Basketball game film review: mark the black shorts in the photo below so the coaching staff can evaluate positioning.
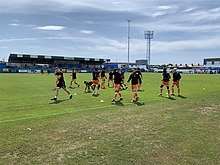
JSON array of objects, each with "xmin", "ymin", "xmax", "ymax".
[{"xmin": 57, "ymin": 81, "xmax": 66, "ymax": 88}]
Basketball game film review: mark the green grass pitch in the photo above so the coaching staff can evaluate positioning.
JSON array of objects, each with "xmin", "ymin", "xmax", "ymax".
[{"xmin": 0, "ymin": 73, "xmax": 220, "ymax": 164}]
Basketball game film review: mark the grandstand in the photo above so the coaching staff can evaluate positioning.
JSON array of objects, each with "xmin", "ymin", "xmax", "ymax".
[
  {"xmin": 7, "ymin": 53, "xmax": 110, "ymax": 73},
  {"xmin": 203, "ymin": 58, "xmax": 220, "ymax": 73}
]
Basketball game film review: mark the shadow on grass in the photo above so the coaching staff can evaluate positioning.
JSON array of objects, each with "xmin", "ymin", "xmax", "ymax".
[
  {"xmin": 84, "ymin": 91, "xmax": 92, "ymax": 94},
  {"xmin": 133, "ymin": 102, "xmax": 145, "ymax": 106},
  {"xmin": 113, "ymin": 101, "xmax": 124, "ymax": 106},
  {"xmin": 161, "ymin": 96, "xmax": 176, "ymax": 100},
  {"xmin": 49, "ymin": 99, "xmax": 69, "ymax": 104},
  {"xmin": 69, "ymin": 87, "xmax": 77, "ymax": 89},
  {"xmin": 92, "ymin": 94, "xmax": 99, "ymax": 97},
  {"xmin": 137, "ymin": 90, "xmax": 145, "ymax": 92},
  {"xmin": 177, "ymin": 95, "xmax": 187, "ymax": 99}
]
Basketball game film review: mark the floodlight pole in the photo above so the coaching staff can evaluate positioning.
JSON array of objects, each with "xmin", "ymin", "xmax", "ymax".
[
  {"xmin": 127, "ymin": 19, "xmax": 131, "ymax": 68},
  {"xmin": 144, "ymin": 31, "xmax": 154, "ymax": 70}
]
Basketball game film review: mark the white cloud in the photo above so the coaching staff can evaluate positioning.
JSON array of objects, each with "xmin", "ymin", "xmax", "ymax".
[
  {"xmin": 158, "ymin": 6, "xmax": 172, "ymax": 10},
  {"xmin": 152, "ymin": 37, "xmax": 220, "ymax": 53},
  {"xmin": 35, "ymin": 25, "xmax": 66, "ymax": 31},
  {"xmin": 80, "ymin": 30, "xmax": 94, "ymax": 34},
  {"xmin": 1, "ymin": 0, "xmax": 220, "ymax": 63},
  {"xmin": 182, "ymin": 7, "xmax": 196, "ymax": 13},
  {"xmin": 9, "ymin": 23, "xmax": 20, "ymax": 26},
  {"xmin": 152, "ymin": 11, "xmax": 167, "ymax": 17},
  {"xmin": 85, "ymin": 20, "xmax": 95, "ymax": 24},
  {"xmin": 0, "ymin": 37, "xmax": 39, "ymax": 42},
  {"xmin": 190, "ymin": 10, "xmax": 220, "ymax": 21}
]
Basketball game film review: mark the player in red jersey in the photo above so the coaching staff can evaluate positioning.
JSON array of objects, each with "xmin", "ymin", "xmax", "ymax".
[{"xmin": 127, "ymin": 67, "xmax": 140, "ymax": 102}]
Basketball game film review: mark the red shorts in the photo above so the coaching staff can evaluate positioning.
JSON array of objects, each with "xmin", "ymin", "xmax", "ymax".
[
  {"xmin": 131, "ymin": 85, "xmax": 137, "ymax": 91},
  {"xmin": 162, "ymin": 81, "xmax": 169, "ymax": 86},
  {"xmin": 93, "ymin": 80, "xmax": 99, "ymax": 85},
  {"xmin": 72, "ymin": 78, "xmax": 77, "ymax": 82},
  {"xmin": 172, "ymin": 81, "xmax": 179, "ymax": 86},
  {"xmin": 115, "ymin": 84, "xmax": 120, "ymax": 90}
]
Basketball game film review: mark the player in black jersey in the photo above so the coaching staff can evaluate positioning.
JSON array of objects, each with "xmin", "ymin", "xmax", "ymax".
[
  {"xmin": 92, "ymin": 68, "xmax": 100, "ymax": 95},
  {"xmin": 51, "ymin": 68, "xmax": 72, "ymax": 100},
  {"xmin": 111, "ymin": 69, "xmax": 123, "ymax": 102},
  {"xmin": 83, "ymin": 81, "xmax": 93, "ymax": 93},
  {"xmin": 159, "ymin": 68, "xmax": 171, "ymax": 97},
  {"xmin": 120, "ymin": 68, "xmax": 127, "ymax": 90},
  {"xmin": 69, "ymin": 68, "xmax": 80, "ymax": 88},
  {"xmin": 101, "ymin": 67, "xmax": 107, "ymax": 89},
  {"xmin": 171, "ymin": 68, "xmax": 181, "ymax": 95},
  {"xmin": 127, "ymin": 67, "xmax": 140, "ymax": 102},
  {"xmin": 136, "ymin": 68, "xmax": 143, "ymax": 91},
  {"xmin": 108, "ymin": 70, "xmax": 114, "ymax": 87}
]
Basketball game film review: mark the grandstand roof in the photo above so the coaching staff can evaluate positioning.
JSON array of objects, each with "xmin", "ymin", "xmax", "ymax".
[
  {"xmin": 9, "ymin": 53, "xmax": 109, "ymax": 63},
  {"xmin": 204, "ymin": 58, "xmax": 220, "ymax": 61}
]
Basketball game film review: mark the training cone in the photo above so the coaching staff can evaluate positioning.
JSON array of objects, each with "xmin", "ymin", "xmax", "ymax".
[
  {"xmin": 74, "ymin": 93, "xmax": 77, "ymax": 96},
  {"xmin": 100, "ymin": 100, "xmax": 104, "ymax": 103}
]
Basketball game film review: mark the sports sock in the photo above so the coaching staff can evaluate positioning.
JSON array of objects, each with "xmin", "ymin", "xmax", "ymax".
[{"xmin": 172, "ymin": 87, "xmax": 174, "ymax": 94}]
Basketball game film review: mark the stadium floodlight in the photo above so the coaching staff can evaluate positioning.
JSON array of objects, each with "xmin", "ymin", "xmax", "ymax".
[
  {"xmin": 127, "ymin": 19, "xmax": 132, "ymax": 68},
  {"xmin": 144, "ymin": 30, "xmax": 154, "ymax": 70}
]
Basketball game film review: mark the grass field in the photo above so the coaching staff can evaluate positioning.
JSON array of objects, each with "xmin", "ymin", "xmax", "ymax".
[{"xmin": 0, "ymin": 72, "xmax": 220, "ymax": 164}]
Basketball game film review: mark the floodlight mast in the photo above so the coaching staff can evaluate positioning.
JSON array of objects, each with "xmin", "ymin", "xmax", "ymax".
[
  {"xmin": 127, "ymin": 19, "xmax": 131, "ymax": 68},
  {"xmin": 144, "ymin": 31, "xmax": 154, "ymax": 70}
]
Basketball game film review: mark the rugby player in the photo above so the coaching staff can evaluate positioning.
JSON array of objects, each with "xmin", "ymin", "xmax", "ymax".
[
  {"xmin": 159, "ymin": 68, "xmax": 171, "ymax": 97},
  {"xmin": 69, "ymin": 68, "xmax": 80, "ymax": 88},
  {"xmin": 83, "ymin": 81, "xmax": 93, "ymax": 93},
  {"xmin": 127, "ymin": 67, "xmax": 140, "ymax": 102},
  {"xmin": 101, "ymin": 67, "xmax": 107, "ymax": 89},
  {"xmin": 51, "ymin": 68, "xmax": 72, "ymax": 100},
  {"xmin": 171, "ymin": 68, "xmax": 181, "ymax": 96},
  {"xmin": 111, "ymin": 69, "xmax": 123, "ymax": 102},
  {"xmin": 108, "ymin": 70, "xmax": 114, "ymax": 87},
  {"xmin": 92, "ymin": 68, "xmax": 100, "ymax": 95},
  {"xmin": 136, "ymin": 67, "xmax": 143, "ymax": 91}
]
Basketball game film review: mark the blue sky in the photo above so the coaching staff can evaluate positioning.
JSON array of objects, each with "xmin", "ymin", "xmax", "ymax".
[{"xmin": 0, "ymin": 0, "xmax": 220, "ymax": 64}]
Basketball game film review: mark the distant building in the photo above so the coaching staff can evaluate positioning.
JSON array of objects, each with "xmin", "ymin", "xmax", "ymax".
[
  {"xmin": 7, "ymin": 53, "xmax": 109, "ymax": 72},
  {"xmin": 203, "ymin": 58, "xmax": 220, "ymax": 71},
  {"xmin": 136, "ymin": 59, "xmax": 147, "ymax": 65}
]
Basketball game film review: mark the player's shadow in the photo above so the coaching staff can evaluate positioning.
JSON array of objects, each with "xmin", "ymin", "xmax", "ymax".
[
  {"xmin": 84, "ymin": 91, "xmax": 92, "ymax": 94},
  {"xmin": 92, "ymin": 94, "xmax": 99, "ymax": 97},
  {"xmin": 69, "ymin": 87, "xmax": 77, "ymax": 89},
  {"xmin": 161, "ymin": 96, "xmax": 176, "ymax": 100},
  {"xmin": 177, "ymin": 95, "xmax": 187, "ymax": 99},
  {"xmin": 113, "ymin": 101, "xmax": 124, "ymax": 106},
  {"xmin": 49, "ymin": 99, "xmax": 69, "ymax": 104},
  {"xmin": 137, "ymin": 90, "xmax": 145, "ymax": 92},
  {"xmin": 133, "ymin": 102, "xmax": 145, "ymax": 106}
]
